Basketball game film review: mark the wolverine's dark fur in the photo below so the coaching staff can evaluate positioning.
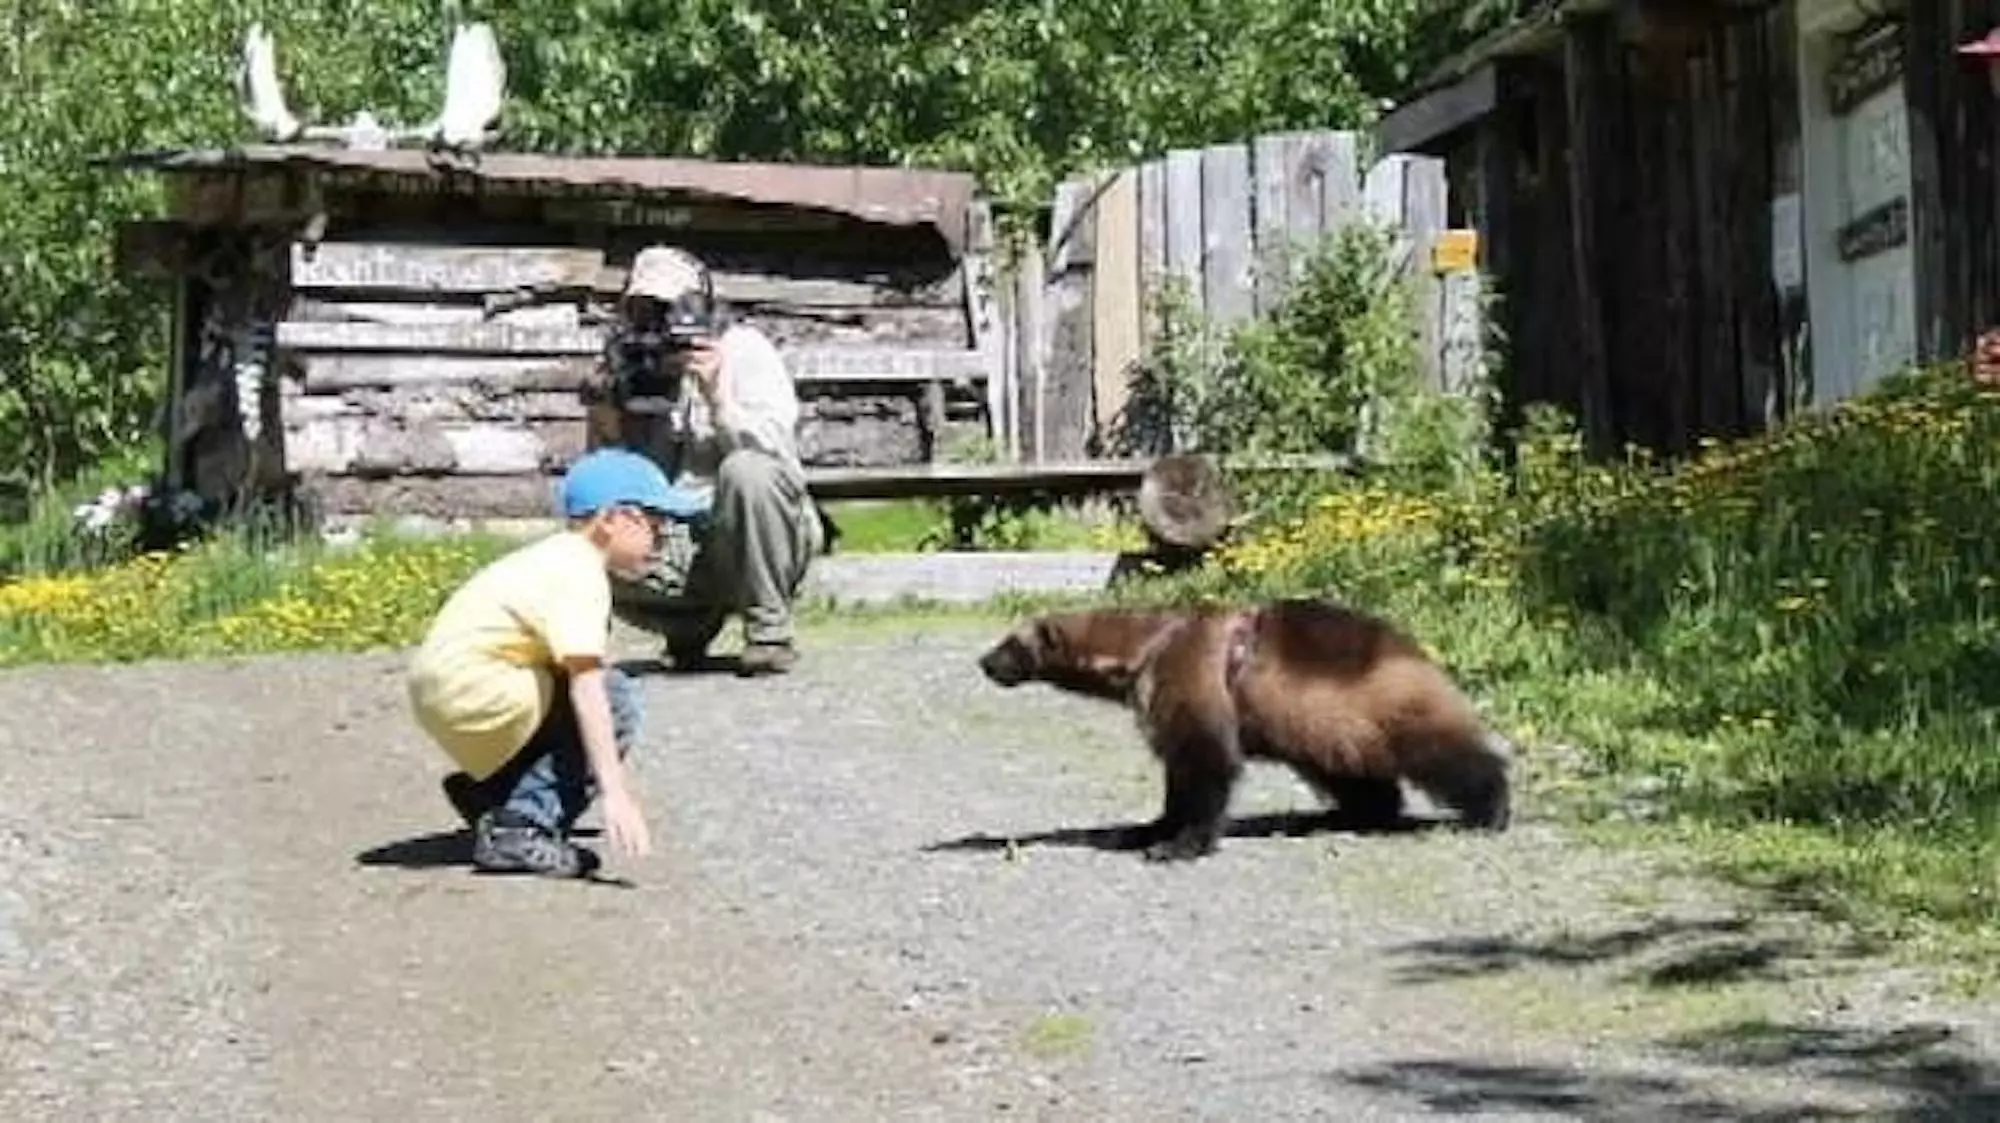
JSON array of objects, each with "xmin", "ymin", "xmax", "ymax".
[{"xmin": 976, "ymin": 598, "xmax": 1514, "ymax": 861}]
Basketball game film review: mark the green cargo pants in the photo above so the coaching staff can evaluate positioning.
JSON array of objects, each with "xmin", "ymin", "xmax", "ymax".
[{"xmin": 609, "ymin": 448, "xmax": 824, "ymax": 653}]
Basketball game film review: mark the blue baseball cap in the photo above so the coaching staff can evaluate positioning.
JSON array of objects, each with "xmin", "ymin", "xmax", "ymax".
[{"xmin": 557, "ymin": 448, "xmax": 682, "ymax": 519}]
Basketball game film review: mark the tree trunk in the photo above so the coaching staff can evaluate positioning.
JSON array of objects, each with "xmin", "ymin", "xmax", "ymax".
[{"xmin": 1137, "ymin": 453, "xmax": 1237, "ymax": 551}]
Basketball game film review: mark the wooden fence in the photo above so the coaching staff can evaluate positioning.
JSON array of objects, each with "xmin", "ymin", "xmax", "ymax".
[{"xmin": 992, "ymin": 127, "xmax": 1485, "ymax": 464}]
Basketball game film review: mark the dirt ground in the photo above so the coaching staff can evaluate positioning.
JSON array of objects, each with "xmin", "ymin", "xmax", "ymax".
[{"xmin": 3, "ymin": 617, "xmax": 1998, "ymax": 1121}]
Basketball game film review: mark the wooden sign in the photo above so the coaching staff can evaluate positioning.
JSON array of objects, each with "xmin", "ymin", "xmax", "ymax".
[
  {"xmin": 1431, "ymin": 229, "xmax": 1480, "ymax": 274},
  {"xmin": 275, "ymin": 319, "xmax": 607, "ymax": 355},
  {"xmin": 1837, "ymin": 196, "xmax": 1909, "ymax": 262},
  {"xmin": 784, "ymin": 346, "xmax": 990, "ymax": 384},
  {"xmin": 290, "ymin": 243, "xmax": 607, "ymax": 294},
  {"xmin": 1828, "ymin": 20, "xmax": 1903, "ymax": 116}
]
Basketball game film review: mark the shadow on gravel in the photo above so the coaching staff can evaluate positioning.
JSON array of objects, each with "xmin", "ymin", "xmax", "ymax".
[
  {"xmin": 1335, "ymin": 1020, "xmax": 2000, "ymax": 1121},
  {"xmin": 924, "ymin": 808, "xmax": 1447, "ymax": 856},
  {"xmin": 356, "ymin": 829, "xmax": 475, "ymax": 868},
  {"xmin": 1384, "ymin": 912, "xmax": 1883, "ymax": 991},
  {"xmin": 355, "ymin": 828, "xmax": 633, "ymax": 889},
  {"xmin": 614, "ymin": 655, "xmax": 744, "ymax": 678}
]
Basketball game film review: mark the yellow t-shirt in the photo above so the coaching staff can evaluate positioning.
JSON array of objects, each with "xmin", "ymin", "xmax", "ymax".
[{"xmin": 405, "ymin": 530, "xmax": 613, "ymax": 780}]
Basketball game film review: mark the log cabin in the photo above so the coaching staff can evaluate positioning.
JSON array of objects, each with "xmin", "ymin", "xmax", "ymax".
[{"xmin": 97, "ymin": 145, "xmax": 1006, "ymax": 532}]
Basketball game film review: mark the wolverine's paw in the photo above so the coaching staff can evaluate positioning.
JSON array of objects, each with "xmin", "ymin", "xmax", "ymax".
[
  {"xmin": 1142, "ymin": 832, "xmax": 1217, "ymax": 862},
  {"xmin": 1115, "ymin": 818, "xmax": 1173, "ymax": 851}
]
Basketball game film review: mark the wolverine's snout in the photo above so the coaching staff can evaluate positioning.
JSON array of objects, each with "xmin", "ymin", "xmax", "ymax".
[{"xmin": 977, "ymin": 635, "xmax": 1035, "ymax": 686}]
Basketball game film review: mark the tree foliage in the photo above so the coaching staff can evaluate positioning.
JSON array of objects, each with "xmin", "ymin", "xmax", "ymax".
[{"xmin": 0, "ymin": 0, "xmax": 1505, "ymax": 492}]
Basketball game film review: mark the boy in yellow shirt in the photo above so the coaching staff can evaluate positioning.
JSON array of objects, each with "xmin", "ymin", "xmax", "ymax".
[{"xmin": 407, "ymin": 448, "xmax": 693, "ymax": 877}]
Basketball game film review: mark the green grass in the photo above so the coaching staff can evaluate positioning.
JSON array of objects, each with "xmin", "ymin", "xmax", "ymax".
[
  {"xmin": 1134, "ymin": 363, "xmax": 2000, "ymax": 983},
  {"xmin": 819, "ymin": 496, "xmax": 1144, "ymax": 554}
]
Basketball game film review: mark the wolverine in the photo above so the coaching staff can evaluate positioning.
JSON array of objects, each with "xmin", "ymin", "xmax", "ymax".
[{"xmin": 976, "ymin": 597, "xmax": 1514, "ymax": 861}]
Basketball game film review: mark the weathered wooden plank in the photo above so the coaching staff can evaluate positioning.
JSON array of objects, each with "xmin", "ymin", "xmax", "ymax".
[
  {"xmin": 963, "ymin": 199, "xmax": 1007, "ymax": 453},
  {"xmin": 1439, "ymin": 266, "xmax": 1488, "ymax": 399},
  {"xmin": 1251, "ymin": 133, "xmax": 1293, "ymax": 314},
  {"xmin": 291, "ymin": 242, "xmax": 606, "ymax": 293},
  {"xmin": 1901, "ymin": 0, "xmax": 1954, "ymax": 362},
  {"xmin": 276, "ymin": 320, "xmax": 604, "ymax": 355},
  {"xmin": 633, "ymin": 266, "xmax": 967, "ymax": 308},
  {"xmin": 1743, "ymin": 1, "xmax": 1793, "ymax": 427},
  {"xmin": 300, "ymin": 474, "xmax": 567, "ymax": 519},
  {"xmin": 276, "ymin": 319, "xmax": 990, "ymax": 378},
  {"xmin": 1372, "ymin": 62, "xmax": 1501, "ymax": 156},
  {"xmin": 996, "ymin": 244, "xmax": 1021, "ymax": 460},
  {"xmin": 291, "ymin": 239, "xmax": 965, "ymax": 306},
  {"xmin": 1655, "ymin": 68, "xmax": 1696, "ymax": 452},
  {"xmin": 540, "ymin": 197, "xmax": 847, "ymax": 234},
  {"xmin": 1319, "ymin": 131, "xmax": 1364, "ymax": 237},
  {"xmin": 279, "ymin": 385, "xmax": 594, "ymax": 422},
  {"xmin": 295, "ymin": 355, "xmax": 598, "ymax": 392},
  {"xmin": 1691, "ymin": 44, "xmax": 1739, "ymax": 439},
  {"xmin": 289, "ymin": 297, "xmax": 582, "ymax": 329},
  {"xmin": 284, "ymin": 416, "xmax": 590, "ymax": 477},
  {"xmin": 291, "ymin": 346, "xmax": 991, "ymax": 391},
  {"xmin": 1012, "ymin": 240, "xmax": 1046, "ymax": 461},
  {"xmin": 786, "ymin": 346, "xmax": 992, "ymax": 383},
  {"xmin": 1402, "ymin": 156, "xmax": 1449, "ymax": 393},
  {"xmin": 1092, "ymin": 168, "xmax": 1143, "ymax": 452},
  {"xmin": 1043, "ymin": 178, "xmax": 1097, "ymax": 461},
  {"xmin": 1200, "ymin": 143, "xmax": 1255, "ymax": 327},
  {"xmin": 1164, "ymin": 148, "xmax": 1206, "ymax": 318},
  {"xmin": 1138, "ymin": 159, "xmax": 1168, "ymax": 350},
  {"xmin": 1563, "ymin": 15, "xmax": 1618, "ymax": 453}
]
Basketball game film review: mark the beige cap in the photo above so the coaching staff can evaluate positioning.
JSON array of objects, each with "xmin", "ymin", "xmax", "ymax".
[{"xmin": 623, "ymin": 245, "xmax": 709, "ymax": 302}]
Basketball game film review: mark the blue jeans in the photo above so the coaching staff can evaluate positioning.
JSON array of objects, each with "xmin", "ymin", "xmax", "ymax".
[{"xmin": 474, "ymin": 666, "xmax": 644, "ymax": 832}]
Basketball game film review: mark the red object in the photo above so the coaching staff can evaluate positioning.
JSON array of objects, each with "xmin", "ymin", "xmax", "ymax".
[{"xmin": 1959, "ymin": 29, "xmax": 2000, "ymax": 56}]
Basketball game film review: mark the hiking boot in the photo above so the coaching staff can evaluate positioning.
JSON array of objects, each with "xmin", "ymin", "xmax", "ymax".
[
  {"xmin": 471, "ymin": 809, "xmax": 601, "ymax": 878},
  {"xmin": 441, "ymin": 771, "xmax": 492, "ymax": 829},
  {"xmin": 737, "ymin": 641, "xmax": 799, "ymax": 677}
]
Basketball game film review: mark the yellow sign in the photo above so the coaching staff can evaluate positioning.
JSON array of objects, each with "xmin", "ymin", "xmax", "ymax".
[{"xmin": 1432, "ymin": 229, "xmax": 1480, "ymax": 274}]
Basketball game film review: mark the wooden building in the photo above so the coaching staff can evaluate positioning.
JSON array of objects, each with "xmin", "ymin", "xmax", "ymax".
[
  {"xmin": 1374, "ymin": 0, "xmax": 2000, "ymax": 457},
  {"xmin": 99, "ymin": 145, "xmax": 1002, "ymax": 529}
]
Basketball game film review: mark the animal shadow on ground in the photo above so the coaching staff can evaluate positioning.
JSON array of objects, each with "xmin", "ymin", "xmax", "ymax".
[
  {"xmin": 1384, "ymin": 914, "xmax": 1833, "ymax": 990},
  {"xmin": 355, "ymin": 827, "xmax": 633, "ymax": 888},
  {"xmin": 924, "ymin": 806, "xmax": 1447, "ymax": 857},
  {"xmin": 1335, "ymin": 1022, "xmax": 2000, "ymax": 1121},
  {"xmin": 615, "ymin": 655, "xmax": 743, "ymax": 678},
  {"xmin": 1334, "ymin": 912, "xmax": 2000, "ymax": 1119}
]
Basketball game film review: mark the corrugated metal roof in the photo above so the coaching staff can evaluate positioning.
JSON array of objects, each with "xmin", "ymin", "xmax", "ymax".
[{"xmin": 94, "ymin": 144, "xmax": 982, "ymax": 254}]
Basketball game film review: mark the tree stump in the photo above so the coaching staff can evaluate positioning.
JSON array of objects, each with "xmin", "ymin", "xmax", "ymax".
[{"xmin": 1137, "ymin": 453, "xmax": 1238, "ymax": 559}]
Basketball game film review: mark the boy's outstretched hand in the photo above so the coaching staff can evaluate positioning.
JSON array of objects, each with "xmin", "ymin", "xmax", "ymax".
[{"xmin": 601, "ymin": 784, "xmax": 652, "ymax": 858}]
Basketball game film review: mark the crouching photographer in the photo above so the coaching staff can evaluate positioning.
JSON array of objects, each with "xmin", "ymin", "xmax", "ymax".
[{"xmin": 589, "ymin": 246, "xmax": 825, "ymax": 676}]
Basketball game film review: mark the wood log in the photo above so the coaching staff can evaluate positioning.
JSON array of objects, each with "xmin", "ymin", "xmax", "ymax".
[{"xmin": 1136, "ymin": 453, "xmax": 1238, "ymax": 551}]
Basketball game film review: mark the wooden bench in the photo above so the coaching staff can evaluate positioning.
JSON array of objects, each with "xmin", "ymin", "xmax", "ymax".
[{"xmin": 805, "ymin": 453, "xmax": 1359, "ymax": 551}]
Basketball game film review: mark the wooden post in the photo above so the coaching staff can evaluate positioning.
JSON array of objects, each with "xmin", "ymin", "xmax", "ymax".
[
  {"xmin": 1013, "ymin": 240, "xmax": 1045, "ymax": 461},
  {"xmin": 1043, "ymin": 177, "xmax": 1098, "ymax": 461},
  {"xmin": 1403, "ymin": 156, "xmax": 1450, "ymax": 392},
  {"xmin": 1092, "ymin": 168, "xmax": 1142, "ymax": 453}
]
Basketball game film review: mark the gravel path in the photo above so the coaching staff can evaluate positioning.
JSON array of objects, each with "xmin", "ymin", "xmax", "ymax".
[{"xmin": 3, "ymin": 618, "xmax": 1998, "ymax": 1121}]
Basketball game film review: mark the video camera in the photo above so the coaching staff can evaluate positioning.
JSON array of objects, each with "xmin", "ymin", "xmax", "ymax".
[{"xmin": 606, "ymin": 289, "xmax": 720, "ymax": 400}]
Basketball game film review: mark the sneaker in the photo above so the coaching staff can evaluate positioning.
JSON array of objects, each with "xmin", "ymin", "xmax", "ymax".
[
  {"xmin": 441, "ymin": 771, "xmax": 492, "ymax": 829},
  {"xmin": 471, "ymin": 810, "xmax": 601, "ymax": 878},
  {"xmin": 737, "ymin": 641, "xmax": 798, "ymax": 677}
]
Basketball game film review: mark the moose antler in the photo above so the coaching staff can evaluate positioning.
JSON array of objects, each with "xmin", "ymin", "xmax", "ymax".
[{"xmin": 235, "ymin": 21, "xmax": 507, "ymax": 154}]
